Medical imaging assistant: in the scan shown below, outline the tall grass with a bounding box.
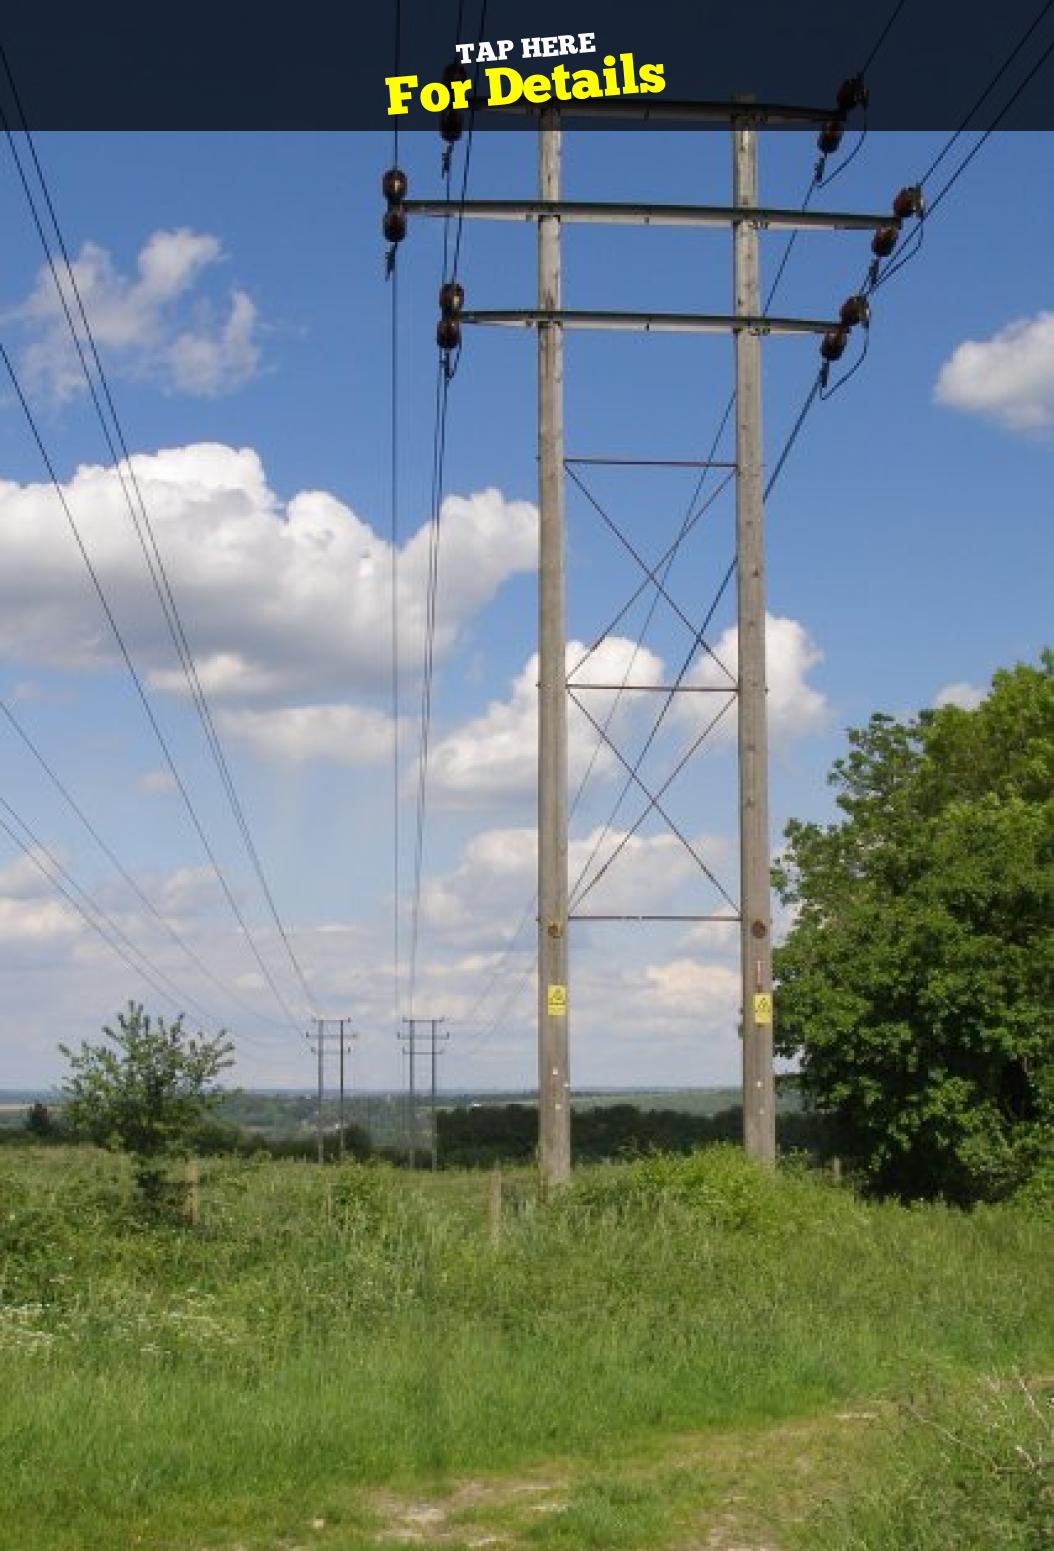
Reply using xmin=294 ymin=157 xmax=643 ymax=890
xmin=0 ymin=1144 xmax=1050 ymax=1550
xmin=804 ymin=1376 xmax=1052 ymax=1550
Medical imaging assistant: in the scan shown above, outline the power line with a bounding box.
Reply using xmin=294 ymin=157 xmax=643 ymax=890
xmin=822 ymin=2 xmax=1054 ymax=392
xmin=561 ymin=136 xmax=841 ymax=903
xmin=0 ymin=798 xmax=220 ymax=1031
xmin=390 ymin=250 xmax=403 ymax=1043
xmin=457 ymin=368 xmax=820 ymax=1041
xmin=924 ymin=35 xmax=1054 ymax=217
xmin=406 ymin=361 xmax=452 ymax=1015
xmin=0 ymin=695 xmax=293 ymax=1035
xmin=567 ymin=368 xmax=822 ymax=911
xmin=449 ymin=120 xmax=844 ymax=1045
xmin=0 ymin=55 xmax=316 ymax=1018
xmin=403 ymin=12 xmax=488 ymax=1014
xmin=449 ymin=0 xmax=489 ymax=282
xmin=858 ymin=0 xmax=912 ymax=78
xmin=916 ymin=0 xmax=1053 ymax=189
xmin=0 ymin=340 xmax=304 ymax=1034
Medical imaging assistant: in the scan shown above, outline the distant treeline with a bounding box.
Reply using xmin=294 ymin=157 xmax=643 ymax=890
xmin=435 ymin=1101 xmax=834 ymax=1168
xmin=9 ymin=1097 xmax=833 ymax=1169
xmin=4 ymin=1102 xmax=375 ymax=1164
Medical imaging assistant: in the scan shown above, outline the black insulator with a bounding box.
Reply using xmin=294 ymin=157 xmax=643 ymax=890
xmin=839 ymin=294 xmax=870 ymax=329
xmin=440 ymin=106 xmax=464 ymax=144
xmin=817 ymin=121 xmax=844 ymax=156
xmin=443 ymin=60 xmax=469 ymax=84
xmin=439 ymin=281 xmax=464 ymax=315
xmin=437 ymin=316 xmax=462 ymax=351
xmin=871 ymin=224 xmax=898 ymax=258
xmin=382 ymin=167 xmax=408 ymax=205
xmin=820 ymin=328 xmax=848 ymax=363
xmin=383 ymin=207 xmax=407 ymax=244
xmin=836 ymin=74 xmax=869 ymax=113
xmin=892 ymin=184 xmax=924 ymax=220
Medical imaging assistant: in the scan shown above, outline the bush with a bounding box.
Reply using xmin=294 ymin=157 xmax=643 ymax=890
xmin=563 ymin=1143 xmax=850 ymax=1234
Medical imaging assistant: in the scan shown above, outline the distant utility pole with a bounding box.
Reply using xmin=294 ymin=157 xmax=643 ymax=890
xmin=732 ymin=121 xmax=776 ymax=1165
xmin=305 ymin=1018 xmax=357 ymax=1164
xmin=400 ymin=1017 xmax=449 ymax=1169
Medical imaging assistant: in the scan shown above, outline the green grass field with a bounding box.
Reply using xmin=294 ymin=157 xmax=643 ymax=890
xmin=1 ymin=1144 xmax=1050 ymax=1550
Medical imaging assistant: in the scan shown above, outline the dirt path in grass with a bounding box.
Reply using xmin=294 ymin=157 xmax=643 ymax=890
xmin=362 ymin=1409 xmax=884 ymax=1551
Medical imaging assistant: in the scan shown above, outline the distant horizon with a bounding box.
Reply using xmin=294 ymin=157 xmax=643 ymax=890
xmin=3 ymin=1081 xmax=744 ymax=1101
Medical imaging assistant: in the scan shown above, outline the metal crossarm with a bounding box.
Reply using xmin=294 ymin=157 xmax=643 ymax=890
xmin=570 ymin=913 xmax=742 ymax=923
xmin=404 ymin=198 xmax=895 ymax=232
xmin=469 ymin=98 xmax=843 ymax=127
xmin=460 ymin=309 xmax=841 ymax=335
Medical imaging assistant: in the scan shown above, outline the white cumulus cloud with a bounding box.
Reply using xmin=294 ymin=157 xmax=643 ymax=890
xmin=675 ymin=614 xmax=828 ymax=744
xmin=0 ymin=446 xmax=537 ymax=705
xmin=219 ymin=703 xmax=397 ymax=766
xmin=934 ymin=680 xmax=986 ymax=711
xmin=429 ymin=637 xmax=664 ymax=807
xmin=12 ymin=229 xmax=263 ymax=401
xmin=419 ymin=823 xmax=729 ymax=948
xmin=934 ymin=311 xmax=1054 ymax=432
xmin=643 ymin=957 xmax=741 ymax=1018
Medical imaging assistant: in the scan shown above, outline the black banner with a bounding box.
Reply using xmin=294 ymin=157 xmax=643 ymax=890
xmin=2 ymin=0 xmax=1053 ymax=128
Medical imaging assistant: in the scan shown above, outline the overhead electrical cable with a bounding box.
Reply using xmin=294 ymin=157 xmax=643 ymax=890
xmin=0 ymin=340 xmax=304 ymax=1034
xmin=403 ymin=0 xmax=488 ymax=1017
xmin=390 ymin=0 xmax=404 ymax=1053
xmin=428 ymin=3 xmax=911 ymax=1052
xmin=821 ymin=1 xmax=1054 ymax=397
xmin=0 ymin=797 xmax=222 ymax=1031
xmin=0 ymin=55 xmax=316 ymax=1019
xmin=0 ymin=696 xmax=294 ymax=1034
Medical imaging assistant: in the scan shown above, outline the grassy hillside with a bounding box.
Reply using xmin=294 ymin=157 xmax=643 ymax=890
xmin=1 ymin=1144 xmax=1050 ymax=1550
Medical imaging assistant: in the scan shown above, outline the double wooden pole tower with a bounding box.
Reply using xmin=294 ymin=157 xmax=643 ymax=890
xmin=306 ymin=1017 xmax=357 ymax=1163
xmin=404 ymin=95 xmax=894 ymax=1190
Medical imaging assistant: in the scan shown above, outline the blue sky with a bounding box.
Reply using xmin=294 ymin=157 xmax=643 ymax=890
xmin=0 ymin=128 xmax=1050 ymax=1093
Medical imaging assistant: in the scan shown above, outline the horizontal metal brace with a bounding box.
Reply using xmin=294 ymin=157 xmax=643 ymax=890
xmin=461 ymin=308 xmax=838 ymax=336
xmin=567 ymin=683 xmax=736 ymax=693
xmin=471 ymin=97 xmax=840 ymax=127
xmin=565 ymin=456 xmax=737 ymax=468
xmin=570 ymin=913 xmax=742 ymax=922
xmin=404 ymin=198 xmax=894 ymax=232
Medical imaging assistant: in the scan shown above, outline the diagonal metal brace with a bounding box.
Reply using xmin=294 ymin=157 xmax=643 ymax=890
xmin=569 ymin=688 xmax=739 ymax=913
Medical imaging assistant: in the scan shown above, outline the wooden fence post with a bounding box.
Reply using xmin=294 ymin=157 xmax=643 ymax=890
xmin=487 ymin=1166 xmax=503 ymax=1245
xmin=184 ymin=1158 xmax=200 ymax=1227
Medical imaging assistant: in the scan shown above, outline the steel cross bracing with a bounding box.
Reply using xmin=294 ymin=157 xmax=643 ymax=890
xmin=410 ymin=107 xmax=885 ymax=1187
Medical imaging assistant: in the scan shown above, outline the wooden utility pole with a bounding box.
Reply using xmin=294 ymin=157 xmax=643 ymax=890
xmin=428 ymin=1016 xmax=447 ymax=1172
xmin=401 ymin=94 xmax=890 ymax=1181
xmin=338 ymin=1018 xmax=347 ymax=1161
xmin=315 ymin=1016 xmax=325 ymax=1164
xmin=306 ymin=1019 xmax=356 ymax=1165
xmin=537 ymin=106 xmax=571 ymax=1191
xmin=401 ymin=1016 xmax=447 ymax=1170
xmin=407 ymin=1020 xmax=416 ymax=1168
xmin=732 ymin=118 xmax=776 ymax=1165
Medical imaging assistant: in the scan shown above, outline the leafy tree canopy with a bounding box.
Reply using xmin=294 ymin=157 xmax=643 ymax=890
xmin=774 ymin=653 xmax=1053 ymax=1204
xmin=61 ymin=1002 xmax=234 ymax=1172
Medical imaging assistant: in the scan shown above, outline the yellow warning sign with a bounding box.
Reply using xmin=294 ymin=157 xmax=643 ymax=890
xmin=753 ymin=992 xmax=773 ymax=1026
xmin=547 ymin=984 xmax=567 ymax=1017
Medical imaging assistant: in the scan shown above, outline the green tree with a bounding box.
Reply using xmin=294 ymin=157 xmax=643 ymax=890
xmin=774 ymin=654 xmax=1053 ymax=1204
xmin=60 ymin=1001 xmax=234 ymax=1214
